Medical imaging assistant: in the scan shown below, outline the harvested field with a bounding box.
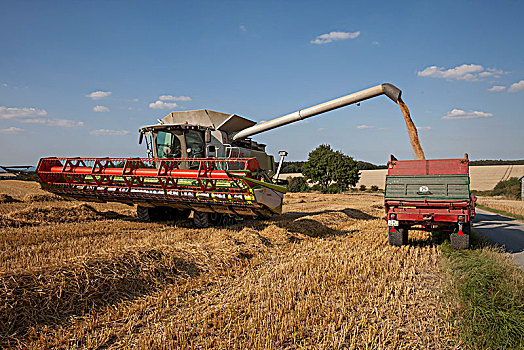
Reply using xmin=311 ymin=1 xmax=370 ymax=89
xmin=477 ymin=197 xmax=524 ymax=218
xmin=0 ymin=181 xmax=454 ymax=348
xmin=0 ymin=194 xmax=20 ymax=204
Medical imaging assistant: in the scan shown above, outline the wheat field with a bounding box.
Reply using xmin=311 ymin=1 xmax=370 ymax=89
xmin=0 ymin=181 xmax=455 ymax=349
xmin=476 ymin=197 xmax=524 ymax=217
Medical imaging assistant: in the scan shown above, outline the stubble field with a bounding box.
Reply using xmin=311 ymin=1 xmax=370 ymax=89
xmin=0 ymin=181 xmax=454 ymax=349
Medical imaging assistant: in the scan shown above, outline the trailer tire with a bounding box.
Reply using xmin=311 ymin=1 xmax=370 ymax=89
xmin=193 ymin=211 xmax=210 ymax=228
xmin=137 ymin=205 xmax=152 ymax=222
xmin=450 ymin=223 xmax=470 ymax=249
xmin=388 ymin=226 xmax=408 ymax=246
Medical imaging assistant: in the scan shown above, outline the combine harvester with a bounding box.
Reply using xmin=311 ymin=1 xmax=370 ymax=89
xmin=36 ymin=83 xmax=402 ymax=227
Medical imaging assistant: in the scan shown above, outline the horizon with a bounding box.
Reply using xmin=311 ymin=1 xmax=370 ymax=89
xmin=1 ymin=0 xmax=523 ymax=165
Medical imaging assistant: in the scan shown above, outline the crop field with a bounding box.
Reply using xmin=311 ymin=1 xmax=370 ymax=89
xmin=0 ymin=180 xmax=457 ymax=349
xmin=476 ymin=197 xmax=524 ymax=218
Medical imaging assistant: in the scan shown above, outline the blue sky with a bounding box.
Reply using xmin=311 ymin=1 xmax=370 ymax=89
xmin=1 ymin=0 xmax=523 ymax=165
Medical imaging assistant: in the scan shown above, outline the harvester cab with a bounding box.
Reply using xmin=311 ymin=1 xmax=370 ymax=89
xmin=138 ymin=109 xmax=277 ymax=174
xmin=36 ymin=83 xmax=406 ymax=228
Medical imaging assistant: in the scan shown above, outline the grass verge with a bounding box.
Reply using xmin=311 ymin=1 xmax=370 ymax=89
xmin=440 ymin=234 xmax=524 ymax=349
xmin=476 ymin=204 xmax=524 ymax=222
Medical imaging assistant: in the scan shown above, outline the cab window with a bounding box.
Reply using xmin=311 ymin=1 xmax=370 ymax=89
xmin=155 ymin=131 xmax=181 ymax=158
xmin=185 ymin=130 xmax=205 ymax=158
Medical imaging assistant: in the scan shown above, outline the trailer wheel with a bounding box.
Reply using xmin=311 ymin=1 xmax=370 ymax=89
xmin=193 ymin=211 xmax=210 ymax=228
xmin=137 ymin=205 xmax=152 ymax=222
xmin=450 ymin=223 xmax=470 ymax=249
xmin=388 ymin=226 xmax=408 ymax=246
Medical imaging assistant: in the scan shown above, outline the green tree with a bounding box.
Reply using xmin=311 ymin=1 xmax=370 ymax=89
xmin=302 ymin=145 xmax=360 ymax=193
xmin=287 ymin=176 xmax=309 ymax=193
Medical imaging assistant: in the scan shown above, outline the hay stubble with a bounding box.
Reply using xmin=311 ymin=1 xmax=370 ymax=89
xmin=0 ymin=181 xmax=452 ymax=348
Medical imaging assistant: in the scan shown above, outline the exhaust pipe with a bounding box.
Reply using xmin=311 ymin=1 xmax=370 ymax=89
xmin=233 ymin=83 xmax=401 ymax=141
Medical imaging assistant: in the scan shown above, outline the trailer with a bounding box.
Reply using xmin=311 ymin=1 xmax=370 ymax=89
xmin=384 ymin=155 xmax=475 ymax=249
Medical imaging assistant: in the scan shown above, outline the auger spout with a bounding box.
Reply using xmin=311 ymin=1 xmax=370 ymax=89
xmin=233 ymin=83 xmax=401 ymax=141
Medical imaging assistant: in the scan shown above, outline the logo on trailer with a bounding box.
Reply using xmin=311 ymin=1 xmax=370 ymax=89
xmin=419 ymin=186 xmax=429 ymax=193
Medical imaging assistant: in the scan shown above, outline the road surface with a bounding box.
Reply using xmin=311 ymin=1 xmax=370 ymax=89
xmin=473 ymin=209 xmax=524 ymax=270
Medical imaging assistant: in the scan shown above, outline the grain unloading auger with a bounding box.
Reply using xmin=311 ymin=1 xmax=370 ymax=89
xmin=36 ymin=83 xmax=402 ymax=227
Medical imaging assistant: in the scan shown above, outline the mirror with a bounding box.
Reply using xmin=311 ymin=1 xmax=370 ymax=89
xmin=187 ymin=148 xmax=192 ymax=154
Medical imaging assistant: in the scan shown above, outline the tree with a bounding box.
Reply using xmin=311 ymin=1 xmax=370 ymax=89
xmin=287 ymin=176 xmax=309 ymax=193
xmin=302 ymin=144 xmax=360 ymax=193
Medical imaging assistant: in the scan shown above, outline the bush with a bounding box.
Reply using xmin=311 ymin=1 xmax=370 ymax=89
xmin=325 ymin=183 xmax=344 ymax=194
xmin=310 ymin=184 xmax=321 ymax=192
xmin=370 ymin=185 xmax=379 ymax=192
xmin=287 ymin=177 xmax=309 ymax=193
xmin=492 ymin=177 xmax=521 ymax=200
xmin=359 ymin=185 xmax=367 ymax=191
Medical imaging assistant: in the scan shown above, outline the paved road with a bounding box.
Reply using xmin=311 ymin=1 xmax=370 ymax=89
xmin=473 ymin=209 xmax=524 ymax=269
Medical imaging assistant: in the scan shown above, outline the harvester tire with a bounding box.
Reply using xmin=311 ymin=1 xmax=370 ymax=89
xmin=450 ymin=223 xmax=470 ymax=249
xmin=175 ymin=209 xmax=191 ymax=220
xmin=194 ymin=211 xmax=210 ymax=228
xmin=388 ymin=226 xmax=408 ymax=246
xmin=209 ymin=212 xmax=223 ymax=226
xmin=137 ymin=205 xmax=152 ymax=222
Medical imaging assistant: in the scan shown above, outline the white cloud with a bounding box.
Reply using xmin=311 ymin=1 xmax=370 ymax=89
xmin=508 ymin=80 xmax=524 ymax=93
xmin=93 ymin=105 xmax=110 ymax=112
xmin=442 ymin=109 xmax=493 ymax=120
xmin=239 ymin=25 xmax=246 ymax=32
xmin=158 ymin=95 xmax=192 ymax=101
xmin=317 ymin=128 xmax=325 ymax=132
xmin=0 ymin=106 xmax=82 ymax=127
xmin=21 ymin=118 xmax=84 ymax=127
xmin=372 ymin=41 xmax=380 ymax=46
xmin=356 ymin=124 xmax=374 ymax=129
xmin=0 ymin=106 xmax=47 ymax=119
xmin=488 ymin=85 xmax=506 ymax=92
xmin=1 ymin=83 xmax=7 ymax=87
xmin=311 ymin=31 xmax=360 ymax=44
xmin=86 ymin=91 xmax=112 ymax=100
xmin=90 ymin=129 xmax=129 ymax=136
xmin=132 ymin=98 xmax=139 ymax=102
xmin=417 ymin=64 xmax=505 ymax=81
xmin=149 ymin=100 xmax=178 ymax=109
xmin=0 ymin=127 xmax=23 ymax=133
xmin=417 ymin=126 xmax=432 ymax=131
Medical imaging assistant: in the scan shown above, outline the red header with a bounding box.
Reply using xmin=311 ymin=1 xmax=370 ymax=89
xmin=387 ymin=158 xmax=469 ymax=175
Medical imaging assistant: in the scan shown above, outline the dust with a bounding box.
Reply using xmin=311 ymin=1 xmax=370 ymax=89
xmin=397 ymin=97 xmax=425 ymax=160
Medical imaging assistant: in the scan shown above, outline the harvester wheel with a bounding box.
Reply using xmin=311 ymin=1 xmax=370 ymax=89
xmin=388 ymin=226 xmax=408 ymax=246
xmin=137 ymin=205 xmax=152 ymax=222
xmin=450 ymin=223 xmax=470 ymax=249
xmin=174 ymin=208 xmax=191 ymax=220
xmin=209 ymin=212 xmax=224 ymax=226
xmin=222 ymin=215 xmax=235 ymax=226
xmin=194 ymin=211 xmax=210 ymax=228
